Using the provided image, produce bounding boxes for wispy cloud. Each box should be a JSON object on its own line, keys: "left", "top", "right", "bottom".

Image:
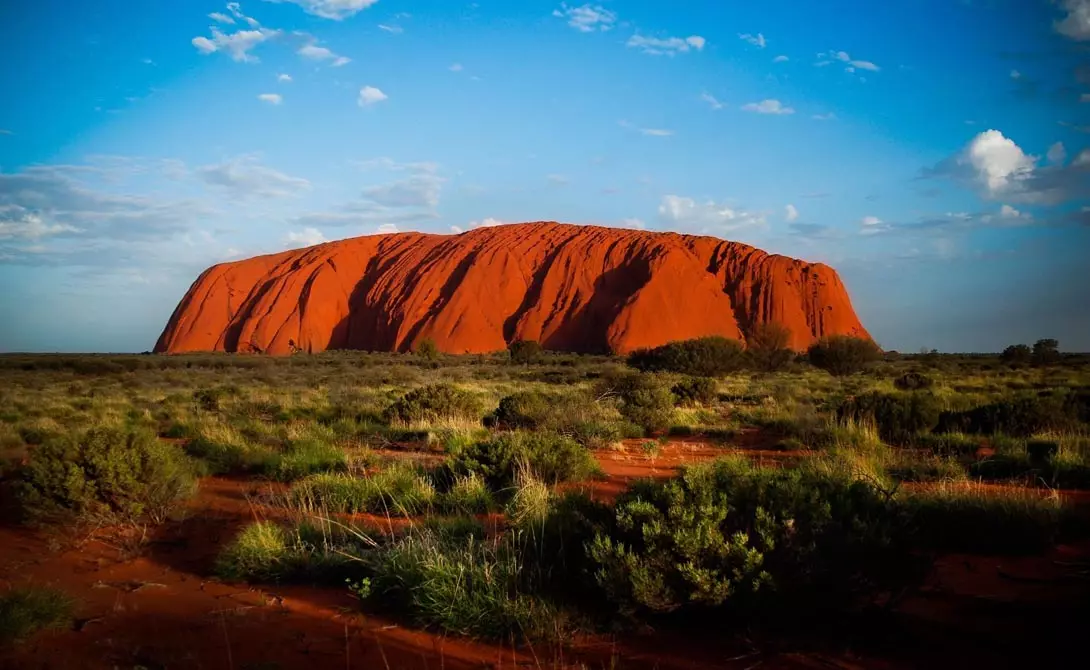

{"left": 627, "top": 34, "right": 705, "bottom": 56}
{"left": 264, "top": 0, "right": 380, "bottom": 21}
{"left": 277, "top": 73, "right": 292, "bottom": 82}
{"left": 739, "top": 33, "right": 766, "bottom": 48}
{"left": 658, "top": 195, "right": 765, "bottom": 231}
{"left": 209, "top": 12, "right": 235, "bottom": 24}
{"left": 552, "top": 3, "right": 617, "bottom": 32}
{"left": 619, "top": 120, "right": 674, "bottom": 136}
{"left": 192, "top": 27, "right": 279, "bottom": 62}
{"left": 742, "top": 99, "right": 794, "bottom": 115}
{"left": 197, "top": 155, "right": 310, "bottom": 198}
{"left": 700, "top": 92, "right": 724, "bottom": 110}
{"left": 818, "top": 50, "right": 880, "bottom": 73}
{"left": 449, "top": 63, "right": 464, "bottom": 72}
{"left": 773, "top": 55, "right": 788, "bottom": 63}
{"left": 378, "top": 24, "right": 404, "bottom": 34}
{"left": 785, "top": 204, "right": 799, "bottom": 222}
{"left": 257, "top": 93, "right": 282, "bottom": 105}
{"left": 812, "top": 112, "right": 837, "bottom": 121}
{"left": 285, "top": 226, "right": 327, "bottom": 248}
{"left": 297, "top": 40, "right": 351, "bottom": 66}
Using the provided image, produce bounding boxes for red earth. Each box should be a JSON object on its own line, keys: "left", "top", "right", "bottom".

{"left": 2, "top": 438, "right": 1088, "bottom": 669}
{"left": 154, "top": 222, "right": 871, "bottom": 356}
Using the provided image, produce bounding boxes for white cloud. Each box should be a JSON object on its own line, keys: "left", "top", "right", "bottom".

{"left": 286, "top": 227, "right": 327, "bottom": 247}
{"left": 191, "top": 27, "right": 279, "bottom": 62}
{"left": 861, "top": 215, "right": 882, "bottom": 226}
{"left": 227, "top": 2, "right": 261, "bottom": 27}
{"left": 375, "top": 223, "right": 399, "bottom": 234}
{"left": 277, "top": 74, "right": 292, "bottom": 83}
{"left": 773, "top": 55, "right": 789, "bottom": 63}
{"left": 449, "top": 63, "right": 464, "bottom": 72}
{"left": 209, "top": 12, "right": 236, "bottom": 24}
{"left": 1000, "top": 204, "right": 1029, "bottom": 219}
{"left": 742, "top": 99, "right": 795, "bottom": 115}
{"left": 258, "top": 93, "right": 282, "bottom": 105}
{"left": 1011, "top": 69, "right": 1022, "bottom": 79}
{"left": 264, "top": 0, "right": 380, "bottom": 20}
{"left": 1056, "top": 0, "right": 1090, "bottom": 40}
{"left": 546, "top": 174, "right": 569, "bottom": 185}
{"left": 822, "top": 49, "right": 880, "bottom": 73}
{"left": 739, "top": 33, "right": 766, "bottom": 48}
{"left": 658, "top": 195, "right": 765, "bottom": 231}
{"left": 378, "top": 24, "right": 404, "bottom": 34}
{"left": 1048, "top": 142, "right": 1067, "bottom": 164}
{"left": 358, "top": 86, "right": 388, "bottom": 106}
{"left": 450, "top": 225, "right": 464, "bottom": 234}
{"left": 552, "top": 3, "right": 617, "bottom": 32}
{"left": 362, "top": 173, "right": 443, "bottom": 208}
{"left": 785, "top": 204, "right": 799, "bottom": 222}
{"left": 622, "top": 218, "right": 645, "bottom": 230}
{"left": 958, "top": 129, "right": 1037, "bottom": 196}
{"left": 700, "top": 92, "right": 724, "bottom": 110}
{"left": 626, "top": 34, "right": 706, "bottom": 56}
{"left": 859, "top": 215, "right": 888, "bottom": 235}
{"left": 197, "top": 156, "right": 311, "bottom": 198}
{"left": 297, "top": 43, "right": 350, "bottom": 66}
{"left": 468, "top": 217, "right": 504, "bottom": 229}
{"left": 812, "top": 112, "right": 837, "bottom": 121}
{"left": 0, "top": 212, "right": 81, "bottom": 241}
{"left": 618, "top": 120, "right": 674, "bottom": 136}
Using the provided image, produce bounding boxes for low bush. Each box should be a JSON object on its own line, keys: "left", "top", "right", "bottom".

{"left": 383, "top": 384, "right": 482, "bottom": 426}
{"left": 601, "top": 374, "right": 676, "bottom": 433}
{"left": 588, "top": 458, "right": 921, "bottom": 619}
{"left": 488, "top": 391, "right": 553, "bottom": 430}
{"left": 216, "top": 521, "right": 361, "bottom": 584}
{"left": 807, "top": 336, "right": 883, "bottom": 376}
{"left": 627, "top": 337, "right": 746, "bottom": 377}
{"left": 936, "top": 392, "right": 1079, "bottom": 437}
{"left": 837, "top": 392, "right": 943, "bottom": 444}
{"left": 508, "top": 340, "right": 544, "bottom": 364}
{"left": 447, "top": 432, "right": 597, "bottom": 491}
{"left": 746, "top": 323, "right": 795, "bottom": 373}
{"left": 893, "top": 371, "right": 934, "bottom": 391}
{"left": 17, "top": 427, "right": 197, "bottom": 524}
{"left": 0, "top": 586, "right": 75, "bottom": 644}
{"left": 438, "top": 474, "right": 495, "bottom": 514}
{"left": 671, "top": 377, "right": 717, "bottom": 407}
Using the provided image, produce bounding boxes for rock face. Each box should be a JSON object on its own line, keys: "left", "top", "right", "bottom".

{"left": 154, "top": 222, "right": 871, "bottom": 355}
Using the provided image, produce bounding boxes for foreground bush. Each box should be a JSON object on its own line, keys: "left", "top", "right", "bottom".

{"left": 216, "top": 521, "right": 360, "bottom": 584}
{"left": 936, "top": 392, "right": 1080, "bottom": 437}
{"left": 602, "top": 374, "right": 676, "bottom": 433}
{"left": 447, "top": 432, "right": 598, "bottom": 491}
{"left": 589, "top": 458, "right": 921, "bottom": 618}
{"left": 488, "top": 391, "right": 554, "bottom": 430}
{"left": 17, "top": 427, "right": 198, "bottom": 524}
{"left": 671, "top": 377, "right": 717, "bottom": 407}
{"left": 627, "top": 337, "right": 746, "bottom": 377}
{"left": 384, "top": 384, "right": 482, "bottom": 426}
{"left": 806, "top": 336, "right": 882, "bottom": 376}
{"left": 291, "top": 464, "right": 436, "bottom": 516}
{"left": 837, "top": 392, "right": 942, "bottom": 444}
{"left": 0, "top": 586, "right": 75, "bottom": 644}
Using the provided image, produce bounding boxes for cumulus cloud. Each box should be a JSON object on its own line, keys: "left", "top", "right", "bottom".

{"left": 552, "top": 3, "right": 617, "bottom": 32}
{"left": 742, "top": 99, "right": 794, "bottom": 115}
{"left": 285, "top": 227, "right": 327, "bottom": 247}
{"left": 277, "top": 73, "right": 292, "bottom": 82}
{"left": 297, "top": 43, "right": 350, "bottom": 66}
{"left": 1056, "top": 0, "right": 1090, "bottom": 40}
{"left": 0, "top": 212, "right": 81, "bottom": 241}
{"left": 191, "top": 26, "right": 279, "bottom": 62}
{"left": 264, "top": 0, "right": 380, "bottom": 20}
{"left": 209, "top": 12, "right": 235, "bottom": 24}
{"left": 197, "top": 156, "right": 311, "bottom": 198}
{"left": 358, "top": 86, "right": 388, "bottom": 106}
{"left": 626, "top": 34, "right": 706, "bottom": 56}
{"left": 700, "top": 92, "right": 724, "bottom": 110}
{"left": 773, "top": 55, "right": 789, "bottom": 63}
{"left": 1048, "top": 142, "right": 1067, "bottom": 164}
{"left": 375, "top": 223, "right": 399, "bottom": 234}
{"left": 815, "top": 50, "right": 879, "bottom": 73}
{"left": 467, "top": 217, "right": 505, "bottom": 229}
{"left": 258, "top": 93, "right": 282, "bottom": 104}
{"left": 658, "top": 195, "right": 766, "bottom": 231}
{"left": 622, "top": 218, "right": 646, "bottom": 230}
{"left": 785, "top": 204, "right": 799, "bottom": 222}
{"left": 739, "top": 33, "right": 766, "bottom": 48}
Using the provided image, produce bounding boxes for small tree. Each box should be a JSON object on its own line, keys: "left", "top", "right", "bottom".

{"left": 414, "top": 338, "right": 439, "bottom": 361}
{"left": 1031, "top": 338, "right": 1060, "bottom": 366}
{"left": 508, "top": 339, "right": 543, "bottom": 364}
{"left": 747, "top": 322, "right": 794, "bottom": 373}
{"left": 1000, "top": 344, "right": 1031, "bottom": 365}
{"left": 627, "top": 336, "right": 746, "bottom": 377}
{"left": 806, "top": 335, "right": 882, "bottom": 377}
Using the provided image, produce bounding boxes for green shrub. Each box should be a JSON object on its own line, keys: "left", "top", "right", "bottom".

{"left": 806, "top": 336, "right": 883, "bottom": 376}
{"left": 589, "top": 458, "right": 920, "bottom": 617}
{"left": 384, "top": 384, "right": 482, "bottom": 426}
{"left": 216, "top": 521, "right": 359, "bottom": 584}
{"left": 414, "top": 338, "right": 440, "bottom": 361}
{"left": 1000, "top": 344, "right": 1032, "bottom": 366}
{"left": 746, "top": 323, "right": 794, "bottom": 373}
{"left": 292, "top": 465, "right": 436, "bottom": 516}
{"left": 671, "top": 377, "right": 717, "bottom": 407}
{"left": 193, "top": 387, "right": 227, "bottom": 411}
{"left": 508, "top": 340, "right": 543, "bottom": 364}
{"left": 438, "top": 474, "right": 495, "bottom": 514}
{"left": 1031, "top": 338, "right": 1060, "bottom": 366}
{"left": 448, "top": 432, "right": 597, "bottom": 491}
{"left": 603, "top": 374, "right": 676, "bottom": 433}
{"left": 17, "top": 427, "right": 197, "bottom": 524}
{"left": 936, "top": 392, "right": 1077, "bottom": 437}
{"left": 489, "top": 391, "right": 552, "bottom": 430}
{"left": 0, "top": 586, "right": 75, "bottom": 644}
{"left": 837, "top": 392, "right": 943, "bottom": 443}
{"left": 627, "top": 337, "right": 746, "bottom": 377}
{"left": 184, "top": 435, "right": 269, "bottom": 474}
{"left": 893, "top": 371, "right": 934, "bottom": 391}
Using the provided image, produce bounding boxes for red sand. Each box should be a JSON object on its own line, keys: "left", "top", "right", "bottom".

{"left": 154, "top": 222, "right": 870, "bottom": 355}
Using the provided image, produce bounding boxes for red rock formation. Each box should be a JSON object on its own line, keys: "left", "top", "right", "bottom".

{"left": 154, "top": 222, "right": 870, "bottom": 355}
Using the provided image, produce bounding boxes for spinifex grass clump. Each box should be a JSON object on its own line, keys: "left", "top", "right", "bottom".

{"left": 291, "top": 462, "right": 436, "bottom": 516}
{"left": 17, "top": 426, "right": 198, "bottom": 525}
{"left": 216, "top": 520, "right": 363, "bottom": 584}
{"left": 0, "top": 586, "right": 75, "bottom": 644}
{"left": 383, "top": 384, "right": 483, "bottom": 427}
{"left": 445, "top": 431, "right": 599, "bottom": 492}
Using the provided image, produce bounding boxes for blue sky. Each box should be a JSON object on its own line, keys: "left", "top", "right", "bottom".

{"left": 1, "top": 0, "right": 1088, "bottom": 353}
